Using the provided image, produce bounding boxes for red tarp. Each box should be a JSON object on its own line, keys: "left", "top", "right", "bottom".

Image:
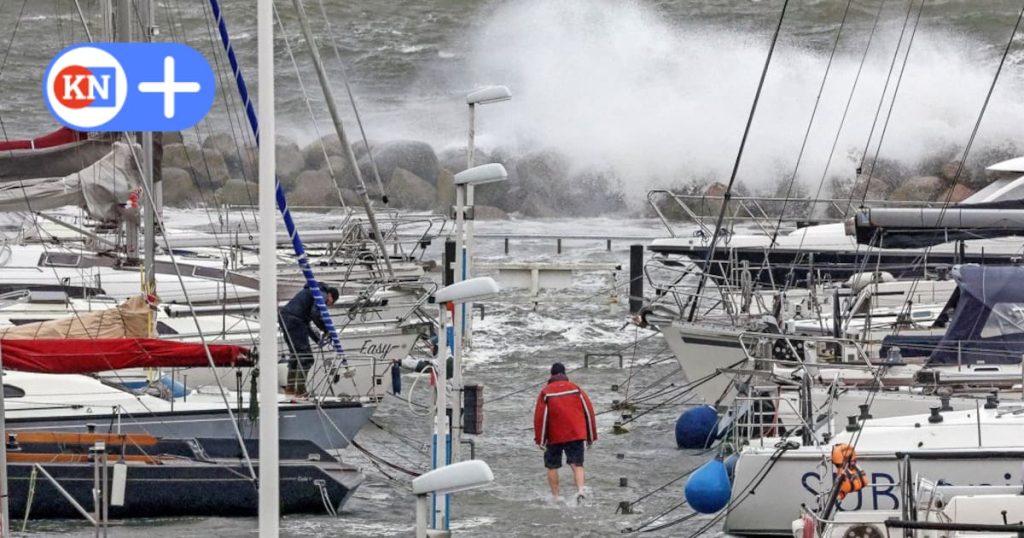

{"left": 0, "top": 127, "right": 87, "bottom": 152}
{"left": 0, "top": 339, "right": 251, "bottom": 374}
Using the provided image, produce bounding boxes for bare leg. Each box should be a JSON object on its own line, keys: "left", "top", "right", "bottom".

{"left": 571, "top": 464, "right": 585, "bottom": 493}
{"left": 547, "top": 468, "right": 560, "bottom": 497}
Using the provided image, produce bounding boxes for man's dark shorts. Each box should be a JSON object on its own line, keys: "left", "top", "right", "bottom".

{"left": 544, "top": 440, "right": 585, "bottom": 469}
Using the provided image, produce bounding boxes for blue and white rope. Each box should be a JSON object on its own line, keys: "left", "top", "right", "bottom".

{"left": 209, "top": 0, "right": 345, "bottom": 359}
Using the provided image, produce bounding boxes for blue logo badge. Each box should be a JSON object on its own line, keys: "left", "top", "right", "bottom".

{"left": 43, "top": 43, "right": 215, "bottom": 131}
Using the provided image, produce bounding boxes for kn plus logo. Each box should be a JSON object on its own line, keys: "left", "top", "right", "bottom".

{"left": 43, "top": 43, "right": 214, "bottom": 132}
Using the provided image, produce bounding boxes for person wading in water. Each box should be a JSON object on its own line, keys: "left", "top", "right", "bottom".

{"left": 534, "top": 362, "right": 598, "bottom": 504}
{"left": 280, "top": 284, "right": 339, "bottom": 395}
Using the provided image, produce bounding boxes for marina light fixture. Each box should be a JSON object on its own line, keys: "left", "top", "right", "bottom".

{"left": 435, "top": 277, "right": 500, "bottom": 304}
{"left": 453, "top": 163, "right": 507, "bottom": 186}
{"left": 413, "top": 460, "right": 495, "bottom": 496}
{"left": 414, "top": 460, "right": 495, "bottom": 538}
{"left": 466, "top": 85, "right": 512, "bottom": 105}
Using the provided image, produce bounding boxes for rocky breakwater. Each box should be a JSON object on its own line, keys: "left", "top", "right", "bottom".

{"left": 158, "top": 132, "right": 628, "bottom": 218}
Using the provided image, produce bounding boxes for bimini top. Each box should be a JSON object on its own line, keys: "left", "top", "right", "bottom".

{"left": 926, "top": 264, "right": 1024, "bottom": 366}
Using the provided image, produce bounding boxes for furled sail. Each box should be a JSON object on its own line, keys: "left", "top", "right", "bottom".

{"left": 0, "top": 127, "right": 112, "bottom": 181}
{"left": 0, "top": 295, "right": 153, "bottom": 340}
{"left": 0, "top": 338, "right": 250, "bottom": 373}
{"left": 0, "top": 141, "right": 139, "bottom": 221}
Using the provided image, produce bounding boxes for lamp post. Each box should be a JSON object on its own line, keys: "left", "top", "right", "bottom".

{"left": 431, "top": 277, "right": 500, "bottom": 531}
{"left": 413, "top": 460, "right": 495, "bottom": 538}
{"left": 463, "top": 86, "right": 511, "bottom": 348}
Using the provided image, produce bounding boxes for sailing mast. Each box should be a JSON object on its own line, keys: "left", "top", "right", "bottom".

{"left": 257, "top": 0, "right": 280, "bottom": 535}
{"left": 289, "top": 0, "right": 396, "bottom": 282}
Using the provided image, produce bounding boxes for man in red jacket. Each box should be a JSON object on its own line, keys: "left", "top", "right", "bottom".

{"left": 534, "top": 362, "right": 598, "bottom": 503}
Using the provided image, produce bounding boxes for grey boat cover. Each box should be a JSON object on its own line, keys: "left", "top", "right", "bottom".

{"left": 0, "top": 142, "right": 139, "bottom": 221}
{"left": 925, "top": 264, "right": 1024, "bottom": 366}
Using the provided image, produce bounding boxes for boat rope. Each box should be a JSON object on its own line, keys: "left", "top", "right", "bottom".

{"left": 861, "top": 0, "right": 1024, "bottom": 338}
{"left": 686, "top": 0, "right": 790, "bottom": 323}
{"left": 21, "top": 464, "right": 37, "bottom": 531}
{"left": 208, "top": 0, "right": 348, "bottom": 360}
{"left": 315, "top": 479, "right": 338, "bottom": 516}
{"left": 857, "top": 0, "right": 927, "bottom": 209}
{"left": 312, "top": 0, "right": 389, "bottom": 203}
{"left": 768, "top": 0, "right": 856, "bottom": 247}
{"left": 620, "top": 500, "right": 693, "bottom": 534}
{"left": 272, "top": 2, "right": 349, "bottom": 208}
{"left": 0, "top": 0, "right": 28, "bottom": 142}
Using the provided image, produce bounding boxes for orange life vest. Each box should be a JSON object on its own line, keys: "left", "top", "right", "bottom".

{"left": 831, "top": 443, "right": 866, "bottom": 500}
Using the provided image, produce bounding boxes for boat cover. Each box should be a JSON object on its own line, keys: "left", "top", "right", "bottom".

{"left": 0, "top": 128, "right": 112, "bottom": 181}
{"left": 0, "top": 295, "right": 152, "bottom": 339}
{"left": 0, "top": 338, "right": 250, "bottom": 373}
{"left": 924, "top": 265, "right": 1024, "bottom": 366}
{"left": 0, "top": 142, "right": 138, "bottom": 221}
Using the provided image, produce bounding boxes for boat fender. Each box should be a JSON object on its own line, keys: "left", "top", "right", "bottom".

{"left": 111, "top": 462, "right": 128, "bottom": 507}
{"left": 723, "top": 453, "right": 739, "bottom": 481}
{"left": 391, "top": 360, "right": 402, "bottom": 395}
{"left": 675, "top": 405, "right": 719, "bottom": 449}
{"left": 684, "top": 457, "right": 731, "bottom": 514}
{"left": 160, "top": 374, "right": 190, "bottom": 399}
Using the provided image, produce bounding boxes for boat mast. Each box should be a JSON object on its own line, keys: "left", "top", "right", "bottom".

{"left": 686, "top": 0, "right": 789, "bottom": 322}
{"left": 0, "top": 343, "right": 9, "bottom": 537}
{"left": 289, "top": 0, "right": 395, "bottom": 282}
{"left": 257, "top": 0, "right": 280, "bottom": 533}
{"left": 140, "top": 0, "right": 156, "bottom": 296}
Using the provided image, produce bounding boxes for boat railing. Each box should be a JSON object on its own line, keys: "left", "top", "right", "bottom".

{"left": 730, "top": 389, "right": 826, "bottom": 448}
{"left": 736, "top": 331, "right": 879, "bottom": 369}
{"left": 646, "top": 190, "right": 945, "bottom": 239}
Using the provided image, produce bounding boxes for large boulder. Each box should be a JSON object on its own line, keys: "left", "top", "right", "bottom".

{"left": 388, "top": 168, "right": 438, "bottom": 210}
{"left": 163, "top": 131, "right": 184, "bottom": 145}
{"left": 302, "top": 134, "right": 345, "bottom": 170}
{"left": 290, "top": 170, "right": 341, "bottom": 208}
{"left": 276, "top": 137, "right": 305, "bottom": 184}
{"left": 359, "top": 140, "right": 440, "bottom": 187}
{"left": 162, "top": 143, "right": 230, "bottom": 189}
{"left": 162, "top": 167, "right": 201, "bottom": 207}
{"left": 890, "top": 176, "right": 943, "bottom": 201}
{"left": 435, "top": 169, "right": 455, "bottom": 210}
{"left": 215, "top": 179, "right": 258, "bottom": 206}
{"left": 475, "top": 205, "right": 509, "bottom": 220}
{"left": 287, "top": 169, "right": 344, "bottom": 207}
{"left": 203, "top": 133, "right": 255, "bottom": 180}
{"left": 938, "top": 184, "right": 976, "bottom": 203}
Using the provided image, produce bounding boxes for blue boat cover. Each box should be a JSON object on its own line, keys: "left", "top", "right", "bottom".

{"left": 925, "top": 265, "right": 1024, "bottom": 366}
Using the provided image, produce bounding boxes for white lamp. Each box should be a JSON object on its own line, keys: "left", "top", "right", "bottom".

{"left": 414, "top": 460, "right": 495, "bottom": 538}
{"left": 429, "top": 278, "right": 499, "bottom": 533}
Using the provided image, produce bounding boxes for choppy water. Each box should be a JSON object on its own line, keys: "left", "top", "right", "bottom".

{"left": 18, "top": 216, "right": 718, "bottom": 537}
{"left": 5, "top": 1, "right": 1024, "bottom": 192}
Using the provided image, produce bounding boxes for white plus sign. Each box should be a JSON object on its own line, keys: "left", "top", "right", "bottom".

{"left": 137, "top": 56, "right": 201, "bottom": 119}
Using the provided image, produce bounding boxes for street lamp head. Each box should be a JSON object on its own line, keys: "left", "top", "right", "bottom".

{"left": 466, "top": 86, "right": 512, "bottom": 105}
{"left": 435, "top": 277, "right": 500, "bottom": 304}
{"left": 454, "top": 163, "right": 507, "bottom": 186}
{"left": 412, "top": 460, "right": 495, "bottom": 496}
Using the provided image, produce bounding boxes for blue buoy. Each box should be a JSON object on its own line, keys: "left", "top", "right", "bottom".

{"left": 685, "top": 458, "right": 732, "bottom": 514}
{"left": 159, "top": 374, "right": 190, "bottom": 399}
{"left": 675, "top": 405, "right": 719, "bottom": 449}
{"left": 723, "top": 453, "right": 739, "bottom": 481}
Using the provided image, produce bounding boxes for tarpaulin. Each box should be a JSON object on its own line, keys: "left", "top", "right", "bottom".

{"left": 0, "top": 338, "right": 251, "bottom": 373}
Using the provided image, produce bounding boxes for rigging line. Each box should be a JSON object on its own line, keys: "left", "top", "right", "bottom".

{"left": 885, "top": 0, "right": 1024, "bottom": 337}
{"left": 272, "top": 0, "right": 349, "bottom": 208}
{"left": 312, "top": 0, "right": 388, "bottom": 203}
{"left": 124, "top": 141, "right": 258, "bottom": 481}
{"left": 0, "top": 0, "right": 28, "bottom": 143}
{"left": 849, "top": 0, "right": 918, "bottom": 211}
{"left": 769, "top": 0, "right": 856, "bottom": 248}
{"left": 686, "top": 0, "right": 791, "bottom": 323}
{"left": 859, "top": 0, "right": 927, "bottom": 208}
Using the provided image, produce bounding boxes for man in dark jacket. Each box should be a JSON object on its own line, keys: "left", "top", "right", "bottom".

{"left": 533, "top": 362, "right": 597, "bottom": 503}
{"left": 280, "top": 284, "right": 339, "bottom": 394}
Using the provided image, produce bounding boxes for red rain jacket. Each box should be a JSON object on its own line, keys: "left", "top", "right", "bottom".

{"left": 534, "top": 374, "right": 598, "bottom": 446}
